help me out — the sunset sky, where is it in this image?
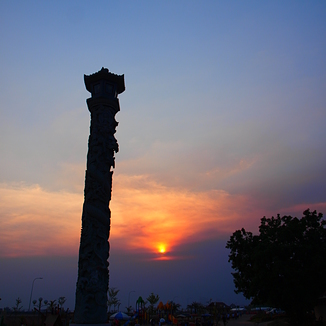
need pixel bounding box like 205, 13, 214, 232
1, 1, 326, 311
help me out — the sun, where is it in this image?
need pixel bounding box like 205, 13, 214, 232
158, 244, 166, 254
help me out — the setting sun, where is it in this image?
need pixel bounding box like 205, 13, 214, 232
158, 244, 166, 254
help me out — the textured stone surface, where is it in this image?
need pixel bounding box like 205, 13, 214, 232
74, 69, 124, 324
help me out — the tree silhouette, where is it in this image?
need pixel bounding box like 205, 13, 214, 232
146, 293, 160, 319
108, 288, 120, 312
226, 209, 326, 325
13, 297, 22, 311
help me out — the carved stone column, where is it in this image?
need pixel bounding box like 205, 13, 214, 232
74, 68, 125, 324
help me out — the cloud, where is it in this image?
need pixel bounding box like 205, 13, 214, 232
0, 176, 257, 258
0, 183, 82, 257
1, 161, 325, 259
116, 114, 326, 213
111, 174, 264, 250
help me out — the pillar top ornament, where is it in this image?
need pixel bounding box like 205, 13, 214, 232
84, 67, 125, 98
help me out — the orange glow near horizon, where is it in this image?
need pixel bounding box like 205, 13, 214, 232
1, 174, 326, 259
0, 176, 241, 258
109, 174, 268, 257
0, 183, 82, 257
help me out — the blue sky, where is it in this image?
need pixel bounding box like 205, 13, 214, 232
1, 1, 326, 311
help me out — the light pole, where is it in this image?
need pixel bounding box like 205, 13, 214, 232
28, 277, 43, 311
128, 290, 135, 309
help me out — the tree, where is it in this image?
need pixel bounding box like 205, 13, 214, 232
108, 288, 120, 312
126, 305, 133, 315
58, 297, 66, 309
33, 297, 47, 313
186, 301, 205, 314
38, 297, 43, 312
147, 293, 159, 311
226, 209, 326, 324
13, 297, 23, 312
146, 293, 160, 319
46, 300, 56, 312
170, 301, 181, 314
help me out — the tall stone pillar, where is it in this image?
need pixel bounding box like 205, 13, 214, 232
74, 68, 125, 324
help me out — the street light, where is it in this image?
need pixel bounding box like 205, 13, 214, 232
28, 277, 43, 311
128, 290, 135, 309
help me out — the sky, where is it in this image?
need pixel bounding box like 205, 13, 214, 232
1, 0, 326, 312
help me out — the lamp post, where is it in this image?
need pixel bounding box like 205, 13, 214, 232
128, 290, 135, 309
28, 277, 43, 311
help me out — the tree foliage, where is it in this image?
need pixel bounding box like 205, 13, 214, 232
13, 297, 23, 311
108, 288, 120, 312
186, 301, 205, 314
146, 293, 160, 318
46, 300, 56, 312
170, 301, 181, 313
146, 293, 159, 311
58, 296, 66, 308
226, 209, 326, 324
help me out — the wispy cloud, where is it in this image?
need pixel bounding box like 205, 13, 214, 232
0, 176, 252, 258
0, 183, 82, 257
2, 164, 325, 259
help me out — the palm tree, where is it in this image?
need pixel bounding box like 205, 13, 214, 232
187, 301, 204, 314
108, 288, 120, 312
146, 293, 160, 320
171, 301, 181, 314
